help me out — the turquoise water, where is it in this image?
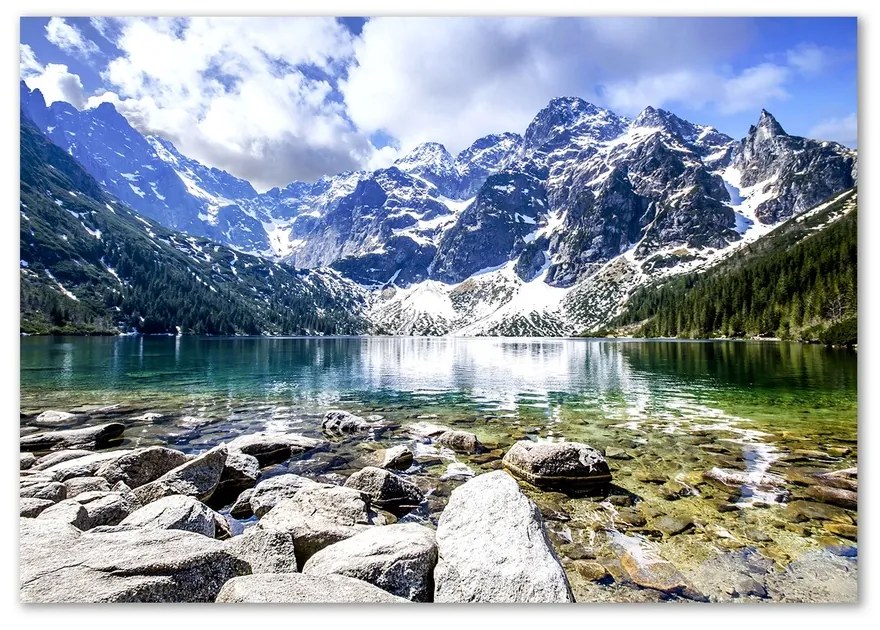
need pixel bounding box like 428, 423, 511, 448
20, 336, 858, 599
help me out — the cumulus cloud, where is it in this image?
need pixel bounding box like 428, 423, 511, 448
341, 17, 751, 156
24, 63, 87, 109
45, 17, 100, 59
88, 17, 369, 190
809, 113, 857, 147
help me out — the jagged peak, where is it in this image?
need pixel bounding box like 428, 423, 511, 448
752, 109, 788, 140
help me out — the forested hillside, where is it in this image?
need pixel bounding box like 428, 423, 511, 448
19, 115, 370, 336
607, 190, 857, 345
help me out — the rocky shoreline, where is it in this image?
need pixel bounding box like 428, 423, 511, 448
19, 408, 858, 603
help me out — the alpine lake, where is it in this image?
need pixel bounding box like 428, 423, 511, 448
20, 336, 858, 602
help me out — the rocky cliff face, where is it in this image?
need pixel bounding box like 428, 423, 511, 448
21, 81, 858, 336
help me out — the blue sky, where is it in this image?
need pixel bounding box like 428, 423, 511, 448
20, 16, 858, 189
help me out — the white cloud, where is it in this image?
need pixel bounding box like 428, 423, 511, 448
90, 17, 367, 190
45, 17, 100, 60
24, 63, 87, 109
719, 63, 791, 114
20, 44, 43, 77
786, 44, 831, 75
809, 113, 857, 147
340, 17, 752, 156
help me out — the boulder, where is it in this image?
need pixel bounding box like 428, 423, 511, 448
213, 512, 235, 540
38, 491, 135, 530
436, 430, 485, 454
440, 462, 475, 481
40, 450, 133, 482
64, 476, 111, 498
406, 421, 450, 438
20, 479, 66, 503
20, 422, 125, 452
249, 473, 320, 517
96, 446, 190, 488
121, 495, 218, 537
805, 486, 857, 510
225, 528, 298, 573
133, 445, 227, 505
33, 410, 79, 427
343, 467, 423, 510
36, 501, 89, 529
215, 452, 260, 497
258, 484, 381, 564
215, 573, 408, 603
619, 550, 705, 600
322, 410, 373, 434
226, 432, 324, 466
433, 470, 573, 603
20, 518, 249, 602
32, 449, 92, 470
363, 445, 414, 471
230, 489, 255, 519
303, 523, 437, 602
20, 498, 55, 518
703, 467, 786, 490
20, 453, 36, 470
502, 441, 612, 491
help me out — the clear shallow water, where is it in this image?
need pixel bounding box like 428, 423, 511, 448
20, 336, 858, 601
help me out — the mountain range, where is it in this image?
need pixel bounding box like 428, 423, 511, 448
19, 81, 858, 337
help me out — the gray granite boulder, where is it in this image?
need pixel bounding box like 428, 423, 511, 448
502, 440, 612, 491
343, 467, 423, 510
20, 422, 125, 452
215, 452, 260, 497
226, 432, 325, 466
20, 453, 36, 470
96, 446, 190, 488
37, 491, 136, 530
230, 489, 255, 519
258, 484, 381, 564
322, 410, 372, 435
33, 410, 79, 427
436, 430, 486, 454
303, 523, 437, 601
433, 470, 573, 603
133, 445, 227, 505
40, 450, 133, 482
20, 518, 249, 602
121, 495, 217, 537
32, 449, 92, 470
20, 498, 55, 518
64, 476, 111, 498
215, 573, 408, 603
363, 445, 414, 471
249, 473, 320, 517
20, 478, 66, 502
225, 528, 298, 573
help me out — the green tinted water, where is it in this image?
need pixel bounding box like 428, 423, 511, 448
20, 336, 858, 600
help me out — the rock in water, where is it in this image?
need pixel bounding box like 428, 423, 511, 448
121, 495, 218, 537
20, 423, 125, 452
133, 445, 227, 505
433, 470, 573, 603
322, 410, 372, 434
258, 484, 381, 564
226, 432, 325, 466
33, 410, 79, 427
215, 452, 260, 498
20, 518, 249, 602
303, 523, 437, 602
343, 467, 424, 510
249, 473, 320, 517
215, 573, 409, 603
501, 440, 612, 492
225, 528, 298, 573
703, 467, 786, 490
435, 430, 485, 454
805, 485, 857, 510
363, 445, 414, 471
96, 446, 190, 488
